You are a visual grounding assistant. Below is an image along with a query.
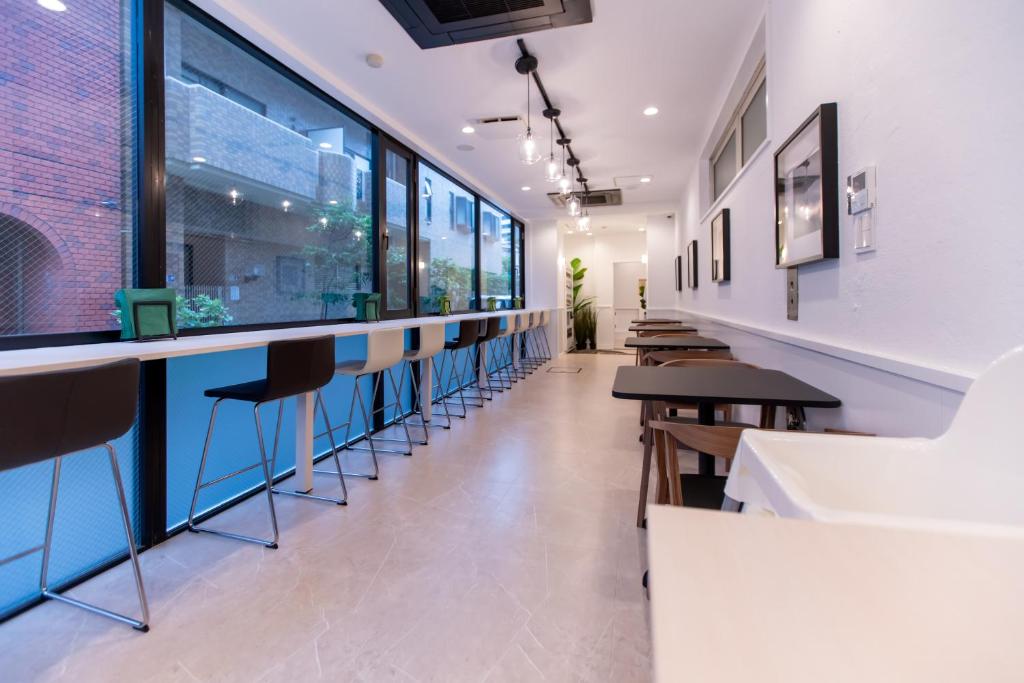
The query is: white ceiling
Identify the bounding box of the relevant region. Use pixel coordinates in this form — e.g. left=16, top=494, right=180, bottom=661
left=194, top=0, right=763, bottom=221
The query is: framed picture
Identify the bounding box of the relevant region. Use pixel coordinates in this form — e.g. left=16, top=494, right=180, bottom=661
left=674, top=255, right=683, bottom=291
left=275, top=255, right=306, bottom=295
left=686, top=240, right=698, bottom=289
left=774, top=102, right=839, bottom=267
left=711, top=208, right=731, bottom=283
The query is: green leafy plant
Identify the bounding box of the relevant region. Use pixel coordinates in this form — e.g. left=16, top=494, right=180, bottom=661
left=570, top=257, right=594, bottom=314
left=570, top=257, right=597, bottom=349
left=301, top=201, right=374, bottom=319
left=111, top=294, right=233, bottom=330
left=638, top=279, right=647, bottom=311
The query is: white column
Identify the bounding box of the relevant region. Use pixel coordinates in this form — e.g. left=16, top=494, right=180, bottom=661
left=419, top=356, right=433, bottom=422
left=293, top=391, right=314, bottom=493
left=478, top=342, right=488, bottom=387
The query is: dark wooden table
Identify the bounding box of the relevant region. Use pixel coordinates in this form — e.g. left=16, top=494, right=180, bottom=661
left=631, top=318, right=686, bottom=324
left=624, top=335, right=726, bottom=350
left=627, top=324, right=698, bottom=333
left=612, top=365, right=841, bottom=526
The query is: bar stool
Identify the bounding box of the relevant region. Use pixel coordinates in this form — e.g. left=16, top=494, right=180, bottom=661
left=522, top=313, right=545, bottom=370
left=476, top=316, right=505, bottom=399
left=188, top=336, right=343, bottom=549
left=488, top=314, right=517, bottom=390
left=393, top=322, right=451, bottom=440
left=533, top=310, right=553, bottom=361
left=326, top=327, right=413, bottom=475
left=510, top=314, right=529, bottom=380
left=0, top=359, right=149, bottom=631
left=439, top=319, right=485, bottom=418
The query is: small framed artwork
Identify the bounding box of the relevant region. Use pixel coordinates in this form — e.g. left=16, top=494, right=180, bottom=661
left=686, top=240, right=698, bottom=289
left=774, top=102, right=839, bottom=268
left=674, top=255, right=683, bottom=291
left=275, top=255, right=306, bottom=295
left=711, top=208, right=731, bottom=283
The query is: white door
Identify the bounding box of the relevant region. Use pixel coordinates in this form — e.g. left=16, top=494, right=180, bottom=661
left=613, top=261, right=645, bottom=348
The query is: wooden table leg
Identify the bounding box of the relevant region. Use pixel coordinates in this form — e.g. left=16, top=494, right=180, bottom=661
left=696, top=401, right=716, bottom=475
left=637, top=399, right=653, bottom=528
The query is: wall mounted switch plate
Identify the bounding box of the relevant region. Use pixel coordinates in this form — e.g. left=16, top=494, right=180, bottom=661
left=787, top=267, right=799, bottom=321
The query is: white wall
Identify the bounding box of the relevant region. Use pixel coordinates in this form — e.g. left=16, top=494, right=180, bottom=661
left=645, top=213, right=678, bottom=310
left=664, top=0, right=1024, bottom=436
left=564, top=230, right=648, bottom=349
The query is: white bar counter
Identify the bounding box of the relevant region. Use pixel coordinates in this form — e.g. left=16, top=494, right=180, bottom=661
left=647, top=506, right=1024, bottom=683
left=0, top=309, right=548, bottom=493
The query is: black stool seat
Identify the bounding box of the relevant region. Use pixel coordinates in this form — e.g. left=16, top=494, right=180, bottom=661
left=202, top=336, right=336, bottom=404
left=444, top=319, right=482, bottom=350
left=204, top=379, right=273, bottom=402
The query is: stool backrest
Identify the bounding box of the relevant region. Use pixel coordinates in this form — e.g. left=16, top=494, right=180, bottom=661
left=361, top=328, right=407, bottom=373
left=407, top=323, right=446, bottom=361
left=449, top=319, right=481, bottom=350
left=0, top=359, right=140, bottom=472
left=512, top=314, right=523, bottom=332
left=539, top=310, right=548, bottom=326
left=265, top=336, right=336, bottom=402
left=479, top=317, right=502, bottom=343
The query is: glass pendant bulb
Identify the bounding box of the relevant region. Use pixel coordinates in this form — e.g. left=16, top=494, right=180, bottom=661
left=518, top=127, right=541, bottom=165
left=544, top=154, right=562, bottom=183
left=558, top=176, right=571, bottom=195
left=567, top=193, right=581, bottom=217
left=576, top=214, right=591, bottom=232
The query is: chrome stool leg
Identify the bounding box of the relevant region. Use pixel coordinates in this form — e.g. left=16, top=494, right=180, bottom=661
left=39, top=448, right=150, bottom=632
left=319, top=376, right=380, bottom=480
left=271, top=393, right=348, bottom=505
left=187, top=399, right=280, bottom=548
left=439, top=349, right=468, bottom=418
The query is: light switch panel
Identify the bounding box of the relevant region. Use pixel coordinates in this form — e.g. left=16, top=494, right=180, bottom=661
left=787, top=267, right=798, bottom=321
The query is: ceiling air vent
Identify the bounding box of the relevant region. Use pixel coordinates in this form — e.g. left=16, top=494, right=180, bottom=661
left=547, top=189, right=623, bottom=208
left=378, top=0, right=594, bottom=49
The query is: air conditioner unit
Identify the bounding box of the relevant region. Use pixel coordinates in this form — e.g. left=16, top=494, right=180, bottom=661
left=378, top=0, right=594, bottom=49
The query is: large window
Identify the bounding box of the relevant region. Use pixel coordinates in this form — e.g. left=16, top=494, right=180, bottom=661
left=164, top=4, right=374, bottom=326
left=512, top=219, right=525, bottom=303
left=0, top=0, right=137, bottom=338
left=480, top=201, right=512, bottom=309
left=417, top=163, right=477, bottom=313
left=711, top=61, right=766, bottom=201
left=0, top=0, right=141, bottom=619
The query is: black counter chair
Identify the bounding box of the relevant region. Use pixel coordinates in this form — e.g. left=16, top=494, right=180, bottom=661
left=476, top=316, right=505, bottom=399
left=439, top=319, right=485, bottom=417
left=188, top=335, right=343, bottom=549
left=0, top=359, right=149, bottom=631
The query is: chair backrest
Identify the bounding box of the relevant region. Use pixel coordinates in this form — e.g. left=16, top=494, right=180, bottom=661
left=938, top=345, right=1024, bottom=459
left=360, top=327, right=407, bottom=373
left=448, top=319, right=482, bottom=350
left=647, top=350, right=735, bottom=365
left=527, top=312, right=536, bottom=329
left=265, top=335, right=336, bottom=401
left=479, top=316, right=502, bottom=343
left=539, top=310, right=548, bottom=326
left=0, top=359, right=140, bottom=472
left=658, top=357, right=753, bottom=368
left=407, top=323, right=446, bottom=361
left=651, top=420, right=748, bottom=461
left=497, top=314, right=515, bottom=338
left=512, top=314, right=524, bottom=332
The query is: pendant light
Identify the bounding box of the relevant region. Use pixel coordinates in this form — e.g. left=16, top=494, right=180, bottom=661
left=566, top=155, right=582, bottom=216
left=576, top=188, right=591, bottom=231
left=516, top=55, right=542, bottom=165
left=543, top=109, right=563, bottom=183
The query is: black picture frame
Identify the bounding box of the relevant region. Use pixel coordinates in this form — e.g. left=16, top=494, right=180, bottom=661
left=674, top=255, right=683, bottom=291
left=711, top=208, right=731, bottom=283
left=686, top=240, right=698, bottom=289
left=275, top=255, right=306, bottom=295
left=774, top=102, right=839, bottom=268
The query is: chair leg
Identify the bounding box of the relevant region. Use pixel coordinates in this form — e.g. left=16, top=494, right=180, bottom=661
left=441, top=349, right=468, bottom=418
left=387, top=366, right=415, bottom=455
left=457, top=347, right=485, bottom=408
left=273, top=393, right=348, bottom=505
left=396, top=361, right=430, bottom=444
left=325, top=375, right=381, bottom=479
left=187, top=399, right=280, bottom=548
left=40, top=450, right=151, bottom=631
left=430, top=358, right=454, bottom=428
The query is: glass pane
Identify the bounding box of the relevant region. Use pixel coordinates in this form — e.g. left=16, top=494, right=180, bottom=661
left=0, top=0, right=137, bottom=337
left=165, top=4, right=374, bottom=326
left=511, top=222, right=522, bottom=299
left=742, top=80, right=767, bottom=164
left=480, top=201, right=512, bottom=309
left=417, top=163, right=477, bottom=313
left=384, top=149, right=410, bottom=311
left=713, top=131, right=738, bottom=199
left=0, top=0, right=141, bottom=619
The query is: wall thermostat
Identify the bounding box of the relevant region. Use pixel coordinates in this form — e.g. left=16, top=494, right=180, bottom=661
left=847, top=166, right=877, bottom=253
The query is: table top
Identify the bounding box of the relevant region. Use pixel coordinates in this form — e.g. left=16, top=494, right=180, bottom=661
left=647, top=506, right=1024, bottom=682
left=627, top=324, right=698, bottom=333
left=624, top=336, right=728, bottom=351
left=631, top=318, right=687, bottom=324
left=0, top=308, right=550, bottom=378
left=611, top=365, right=841, bottom=407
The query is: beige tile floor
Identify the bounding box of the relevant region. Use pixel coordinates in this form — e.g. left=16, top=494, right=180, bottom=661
left=0, top=352, right=660, bottom=682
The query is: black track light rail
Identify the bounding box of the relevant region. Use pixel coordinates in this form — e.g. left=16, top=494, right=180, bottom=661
left=516, top=38, right=590, bottom=195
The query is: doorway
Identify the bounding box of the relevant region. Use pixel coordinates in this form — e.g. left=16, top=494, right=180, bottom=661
left=612, top=260, right=645, bottom=348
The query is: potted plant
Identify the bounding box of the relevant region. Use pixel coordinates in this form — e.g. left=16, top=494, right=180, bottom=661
left=570, top=257, right=597, bottom=350
left=638, top=278, right=647, bottom=317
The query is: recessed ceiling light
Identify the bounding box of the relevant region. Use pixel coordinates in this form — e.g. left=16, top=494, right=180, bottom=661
left=457, top=144, right=475, bottom=152
left=38, top=0, right=67, bottom=11
left=643, top=106, right=659, bottom=117
left=191, top=156, right=207, bottom=163
left=461, top=125, right=475, bottom=134
left=319, top=142, right=333, bottom=149
left=521, top=186, right=531, bottom=192
left=639, top=227, right=646, bottom=232
left=365, top=53, right=384, bottom=69
left=585, top=232, right=592, bottom=237
left=640, top=176, right=652, bottom=183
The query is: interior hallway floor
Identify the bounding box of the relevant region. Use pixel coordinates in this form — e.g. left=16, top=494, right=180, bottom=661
left=0, top=352, right=658, bottom=682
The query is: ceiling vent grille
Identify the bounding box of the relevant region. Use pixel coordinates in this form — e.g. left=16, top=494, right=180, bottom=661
left=547, top=189, right=623, bottom=208
left=378, top=0, right=593, bottom=49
